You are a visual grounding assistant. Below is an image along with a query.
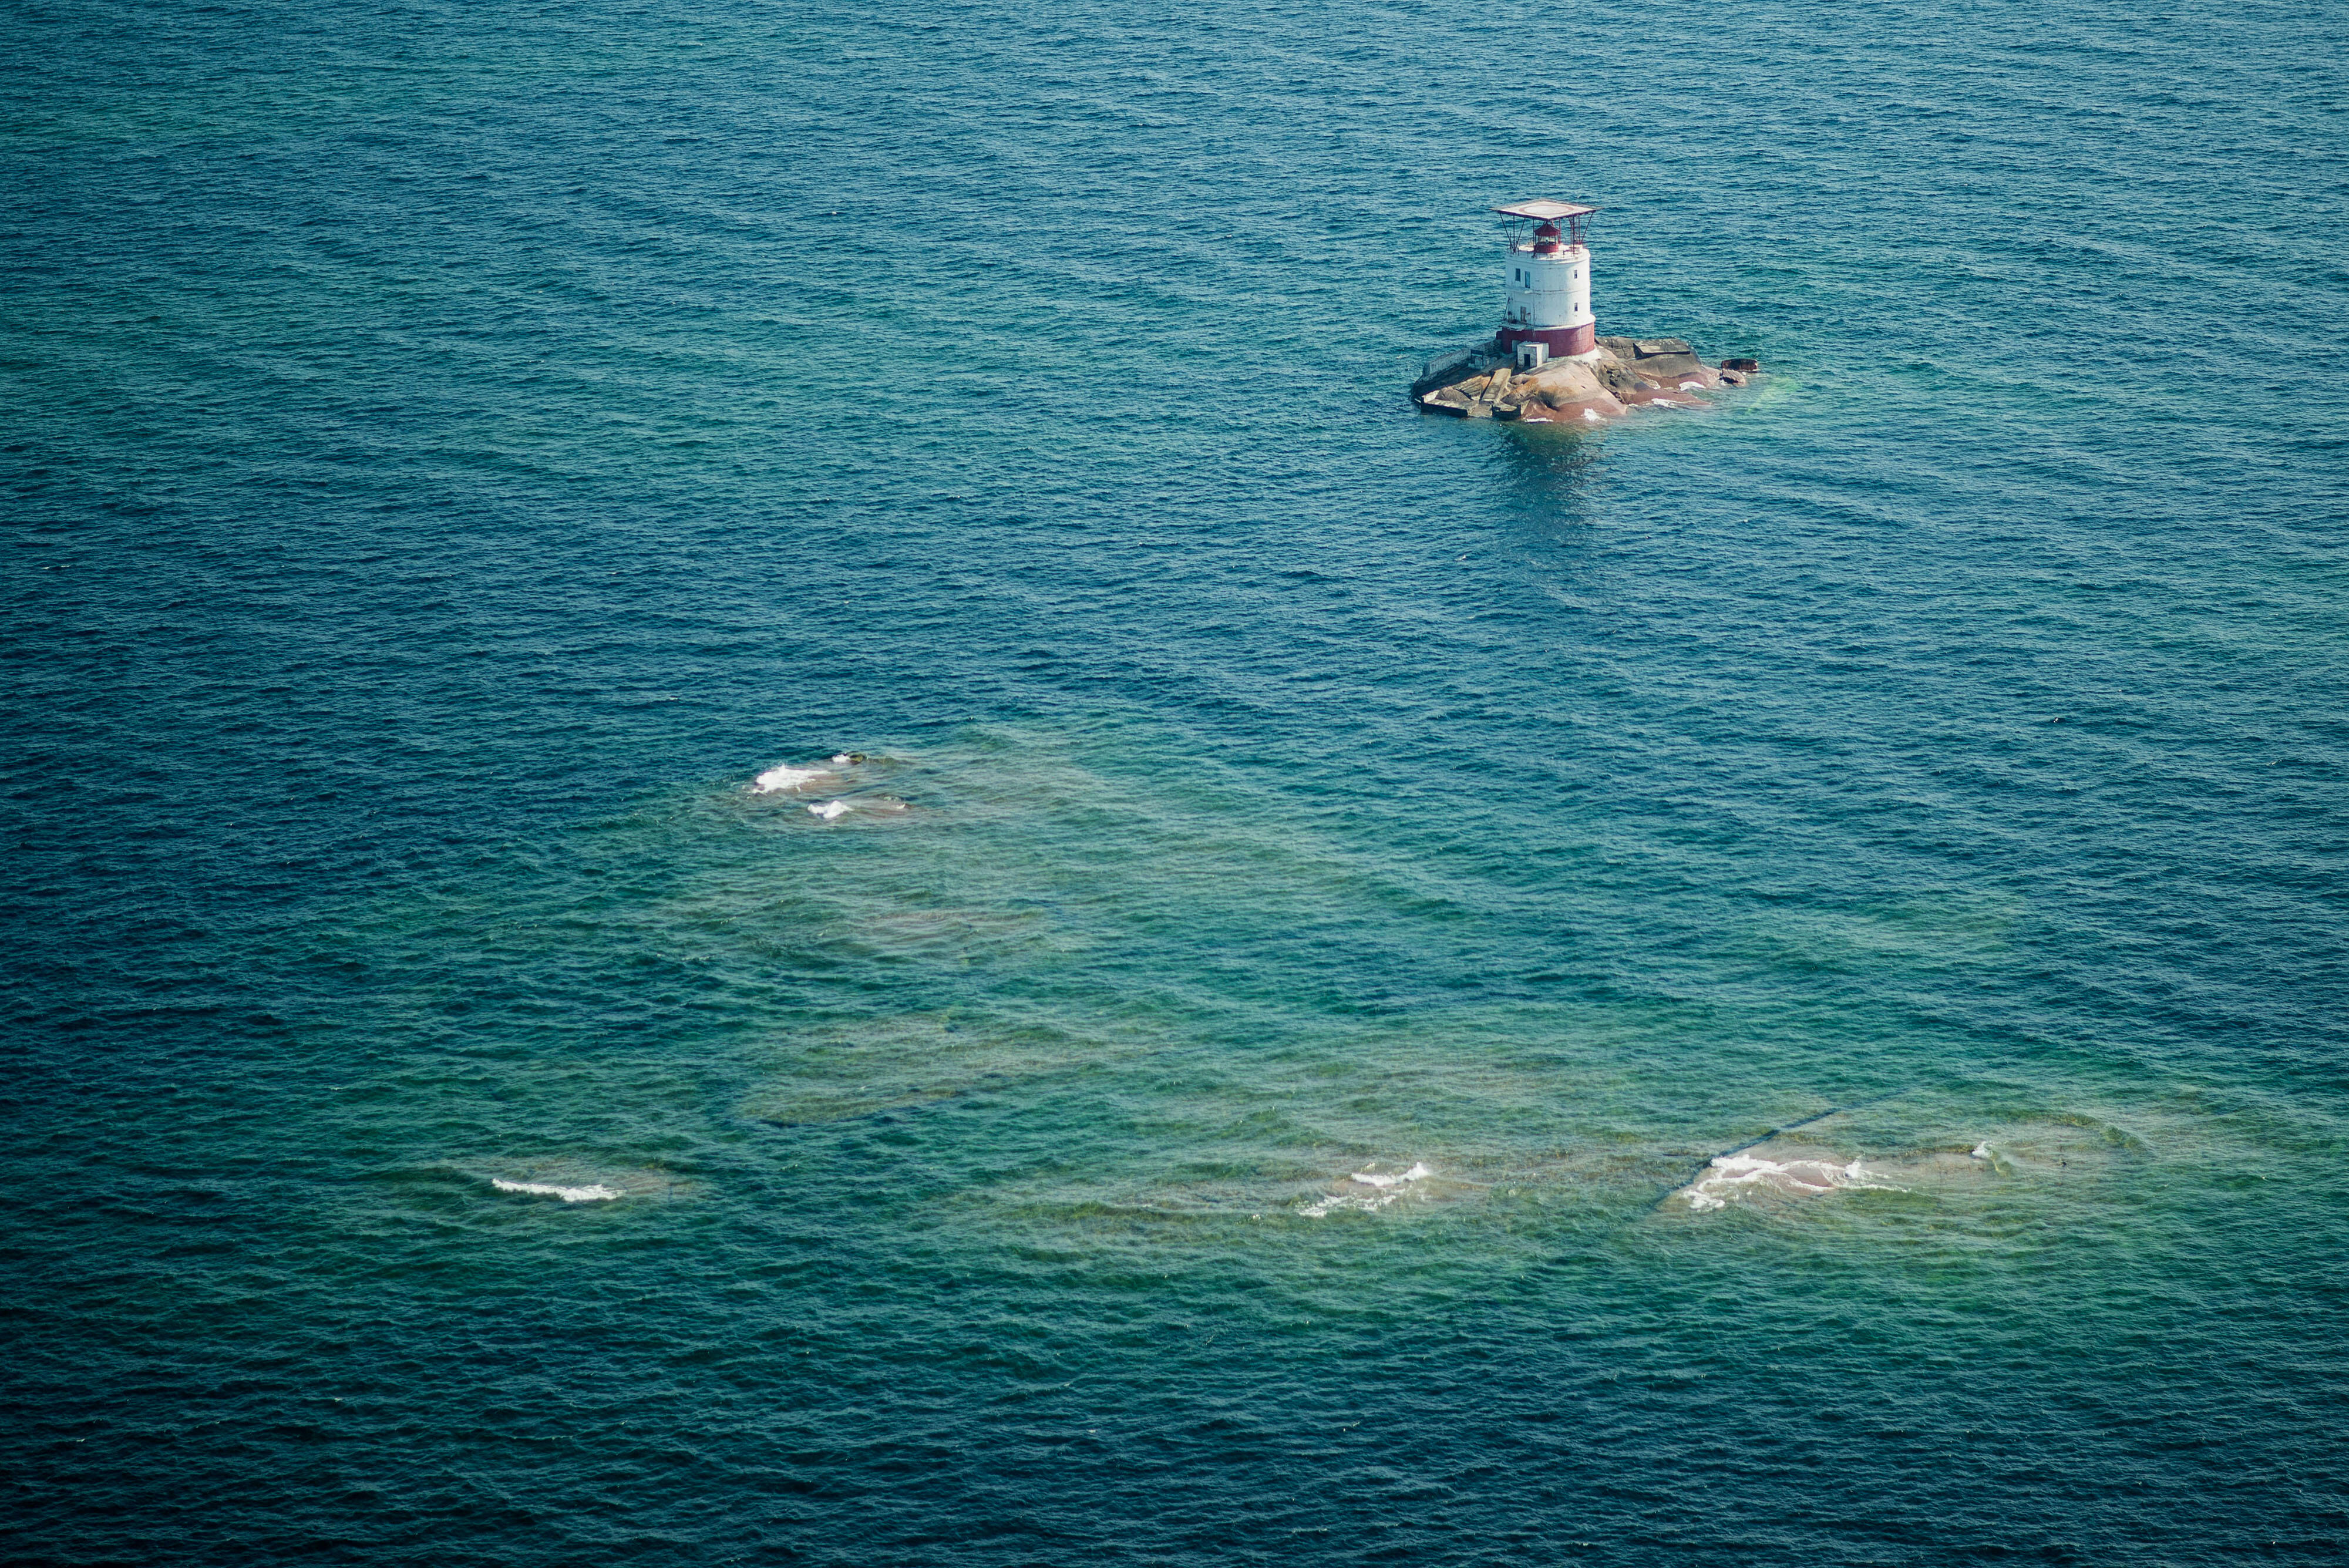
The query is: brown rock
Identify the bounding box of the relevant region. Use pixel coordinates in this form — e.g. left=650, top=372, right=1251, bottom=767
left=1414, top=336, right=1718, bottom=421
left=1547, top=392, right=1628, bottom=425
left=1618, top=376, right=1713, bottom=406
left=1522, top=360, right=1606, bottom=398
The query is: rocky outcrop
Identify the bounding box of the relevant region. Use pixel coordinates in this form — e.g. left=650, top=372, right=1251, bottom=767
left=1414, top=334, right=1759, bottom=425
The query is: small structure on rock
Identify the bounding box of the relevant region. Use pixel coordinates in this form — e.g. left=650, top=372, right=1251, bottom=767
left=1412, top=197, right=1759, bottom=425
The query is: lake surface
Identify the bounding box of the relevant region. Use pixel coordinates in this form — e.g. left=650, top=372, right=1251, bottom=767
left=5, top=1, right=2347, bottom=1562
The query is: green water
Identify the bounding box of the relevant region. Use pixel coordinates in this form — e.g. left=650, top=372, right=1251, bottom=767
left=6, top=0, right=2347, bottom=1559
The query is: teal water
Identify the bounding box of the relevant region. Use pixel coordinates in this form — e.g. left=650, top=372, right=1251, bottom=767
left=6, top=1, right=2349, bottom=1560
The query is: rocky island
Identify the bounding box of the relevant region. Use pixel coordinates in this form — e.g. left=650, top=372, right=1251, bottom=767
left=1424, top=197, right=1759, bottom=427
left=1411, top=335, right=1759, bottom=425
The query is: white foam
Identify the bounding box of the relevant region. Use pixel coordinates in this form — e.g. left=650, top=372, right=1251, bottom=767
left=492, top=1178, right=622, bottom=1203
left=1679, top=1152, right=1899, bottom=1213
left=1679, top=380, right=1705, bottom=391
left=1301, top=1162, right=1433, bottom=1217
left=1582, top=408, right=1603, bottom=422
left=1350, top=1162, right=1431, bottom=1189
left=807, top=799, right=851, bottom=821
left=753, top=763, right=829, bottom=794
left=1971, top=1142, right=1993, bottom=1160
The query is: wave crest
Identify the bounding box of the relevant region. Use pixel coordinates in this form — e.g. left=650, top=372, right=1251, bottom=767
left=491, top=1177, right=622, bottom=1203
left=1301, top=1162, right=1432, bottom=1217
left=1678, top=1153, right=1897, bottom=1213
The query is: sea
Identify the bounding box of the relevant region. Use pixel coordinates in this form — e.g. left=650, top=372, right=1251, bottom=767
left=5, top=1, right=2347, bottom=1562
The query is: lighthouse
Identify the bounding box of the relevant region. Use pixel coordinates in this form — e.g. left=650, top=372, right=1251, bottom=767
left=1494, top=199, right=1598, bottom=366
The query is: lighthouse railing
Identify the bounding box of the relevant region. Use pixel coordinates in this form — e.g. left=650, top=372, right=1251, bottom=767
left=1419, top=344, right=1484, bottom=385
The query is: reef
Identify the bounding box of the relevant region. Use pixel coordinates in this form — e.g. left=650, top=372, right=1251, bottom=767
left=1411, top=336, right=1760, bottom=425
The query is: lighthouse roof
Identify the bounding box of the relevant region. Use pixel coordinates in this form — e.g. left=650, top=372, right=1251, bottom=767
left=1492, top=200, right=1597, bottom=221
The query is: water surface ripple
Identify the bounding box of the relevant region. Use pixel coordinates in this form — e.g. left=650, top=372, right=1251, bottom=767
left=5, top=1, right=2347, bottom=1562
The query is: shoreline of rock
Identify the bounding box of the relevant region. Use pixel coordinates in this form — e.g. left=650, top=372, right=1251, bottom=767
left=1411, top=335, right=1759, bottom=425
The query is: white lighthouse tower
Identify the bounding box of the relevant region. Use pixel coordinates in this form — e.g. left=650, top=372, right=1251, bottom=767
left=1494, top=199, right=1598, bottom=365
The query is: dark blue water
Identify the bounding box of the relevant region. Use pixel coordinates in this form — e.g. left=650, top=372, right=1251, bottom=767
left=7, top=1, right=2348, bottom=1561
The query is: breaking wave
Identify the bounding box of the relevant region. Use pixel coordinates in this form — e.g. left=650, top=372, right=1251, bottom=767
left=491, top=1177, right=623, bottom=1203
left=753, top=762, right=831, bottom=794
left=1677, top=1153, right=1898, bottom=1213
left=806, top=796, right=908, bottom=822
left=1301, top=1162, right=1432, bottom=1217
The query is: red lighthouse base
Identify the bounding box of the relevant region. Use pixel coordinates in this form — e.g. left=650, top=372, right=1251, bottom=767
left=1500, top=322, right=1596, bottom=358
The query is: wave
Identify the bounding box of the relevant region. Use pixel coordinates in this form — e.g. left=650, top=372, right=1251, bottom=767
left=807, top=796, right=908, bottom=822
left=490, top=1177, right=622, bottom=1203
left=1968, top=1140, right=2019, bottom=1176
left=1301, top=1162, right=1432, bottom=1217
left=753, top=762, right=832, bottom=794
left=1677, top=1152, right=1897, bottom=1213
